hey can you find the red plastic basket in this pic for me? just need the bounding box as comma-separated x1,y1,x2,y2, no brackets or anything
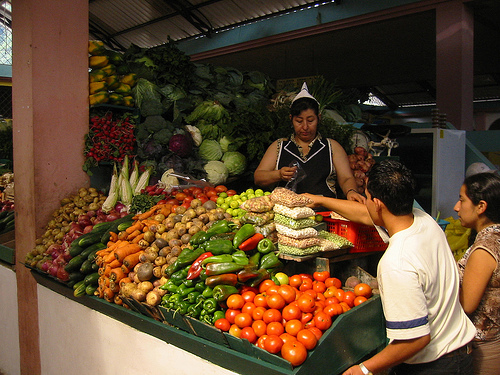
319,212,388,253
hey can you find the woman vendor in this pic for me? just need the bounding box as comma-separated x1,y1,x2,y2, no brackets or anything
254,83,364,203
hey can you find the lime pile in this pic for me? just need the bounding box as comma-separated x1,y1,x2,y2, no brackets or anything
216,188,271,218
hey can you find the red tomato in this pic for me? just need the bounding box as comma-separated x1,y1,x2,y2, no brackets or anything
354,283,373,298
267,321,285,336
225,308,241,324
234,312,253,328
264,335,283,354
323,303,343,317
252,319,267,337
308,326,323,341
266,293,286,310
263,308,282,324
285,319,303,336
296,329,318,350
214,318,231,332
281,340,308,367
313,271,330,282
282,303,302,321
241,290,256,303
175,192,188,201
226,189,237,196
313,311,332,331
191,187,203,196
297,294,316,313
240,327,257,343
228,324,242,338
215,185,228,193
210,195,219,202
354,296,368,306
257,335,268,350
241,301,256,316
343,291,357,308
252,306,267,321
277,285,297,304
325,277,342,289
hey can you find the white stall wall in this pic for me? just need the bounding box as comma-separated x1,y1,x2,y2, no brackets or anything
0,264,21,375
37,286,239,375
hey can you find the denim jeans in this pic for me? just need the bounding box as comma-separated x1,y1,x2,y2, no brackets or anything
389,348,473,375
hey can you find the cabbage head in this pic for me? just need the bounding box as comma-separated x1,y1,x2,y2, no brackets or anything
222,151,246,176
204,161,228,185
199,139,223,161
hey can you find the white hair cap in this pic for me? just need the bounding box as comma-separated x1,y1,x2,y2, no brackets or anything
292,82,319,104
465,162,496,178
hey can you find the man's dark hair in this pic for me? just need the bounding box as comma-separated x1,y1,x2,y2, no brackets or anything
290,97,319,117
367,159,416,216
463,172,500,223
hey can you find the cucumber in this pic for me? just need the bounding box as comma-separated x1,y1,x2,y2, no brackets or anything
117,220,134,232
100,214,135,243
85,284,98,296
64,254,85,272
69,243,85,257
81,242,106,259
72,280,86,290
78,231,105,248
0,210,10,220
92,221,113,231
84,272,100,286
0,212,14,224
74,282,87,297
91,262,99,271
79,259,94,274
68,271,85,282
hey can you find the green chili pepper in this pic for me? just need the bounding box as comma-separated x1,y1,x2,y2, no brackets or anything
165,247,205,277
257,238,275,254
196,294,206,304
190,230,210,245
248,251,261,267
203,297,218,313
237,266,260,283
209,232,236,241
176,300,190,315
182,278,196,288
201,254,233,266
177,283,194,297
202,286,214,298
203,239,234,255
185,290,201,304
205,273,239,287
186,304,202,318
195,280,207,292
213,284,239,303
213,310,225,322
260,252,281,270
167,293,182,309
170,265,191,285
248,268,271,288
205,262,244,276
206,220,237,237
233,223,256,248
201,313,214,325
160,279,179,293
231,250,249,266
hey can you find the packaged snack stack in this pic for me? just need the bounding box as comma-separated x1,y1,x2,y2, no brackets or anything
239,194,277,242
270,187,322,256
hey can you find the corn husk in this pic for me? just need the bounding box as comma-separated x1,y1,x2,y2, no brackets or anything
134,166,153,196
129,159,139,191
102,164,119,213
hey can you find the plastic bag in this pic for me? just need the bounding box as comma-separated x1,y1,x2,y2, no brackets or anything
270,187,313,208
240,195,274,212
285,161,307,192
274,213,316,229
240,211,274,226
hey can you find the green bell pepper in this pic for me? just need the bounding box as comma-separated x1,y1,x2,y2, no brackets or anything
202,286,214,298
176,300,190,315
186,304,202,318
213,284,239,303
167,293,182,309
190,230,210,245
233,223,256,248
178,284,195,298
170,265,191,285
213,310,225,322
195,280,207,292
185,290,201,304
248,251,261,268
257,238,275,254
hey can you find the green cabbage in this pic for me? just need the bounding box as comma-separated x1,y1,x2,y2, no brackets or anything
204,161,228,185
198,139,223,161
222,151,247,176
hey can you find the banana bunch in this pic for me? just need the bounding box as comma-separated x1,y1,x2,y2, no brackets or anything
445,216,471,261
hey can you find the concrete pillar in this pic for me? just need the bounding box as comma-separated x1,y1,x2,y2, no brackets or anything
12,0,89,373
436,1,474,130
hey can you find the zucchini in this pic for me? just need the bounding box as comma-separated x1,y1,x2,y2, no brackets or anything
85,284,98,296
81,242,106,259
73,282,87,297
84,272,100,286
64,254,85,272
79,259,94,275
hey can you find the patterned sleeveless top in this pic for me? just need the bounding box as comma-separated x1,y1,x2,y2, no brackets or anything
457,224,500,341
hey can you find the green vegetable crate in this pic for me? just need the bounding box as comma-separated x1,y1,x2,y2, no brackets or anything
153,294,386,375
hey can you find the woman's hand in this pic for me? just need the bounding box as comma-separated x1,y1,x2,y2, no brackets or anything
346,189,366,204
279,166,297,181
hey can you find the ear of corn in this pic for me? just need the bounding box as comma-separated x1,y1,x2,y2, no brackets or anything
101,164,119,213
129,160,139,191
134,166,153,196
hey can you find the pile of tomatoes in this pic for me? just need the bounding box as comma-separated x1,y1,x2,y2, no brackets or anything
145,184,236,209
214,271,373,367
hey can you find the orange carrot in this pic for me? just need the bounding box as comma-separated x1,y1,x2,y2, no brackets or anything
126,222,144,234
114,295,123,305
103,287,115,302
127,229,142,240
134,207,157,221
114,243,142,263
103,251,117,264
99,264,112,277
108,259,121,269
109,280,120,293
131,233,145,244
123,250,143,270
117,231,129,241
109,231,119,243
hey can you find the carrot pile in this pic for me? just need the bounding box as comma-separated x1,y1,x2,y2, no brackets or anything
94,203,172,304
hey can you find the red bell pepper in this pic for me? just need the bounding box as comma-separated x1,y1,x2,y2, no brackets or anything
238,233,264,251
186,252,213,280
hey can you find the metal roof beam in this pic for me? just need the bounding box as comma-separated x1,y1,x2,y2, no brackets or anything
166,0,213,38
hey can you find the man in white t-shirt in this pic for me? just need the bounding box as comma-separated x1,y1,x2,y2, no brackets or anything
304,159,476,375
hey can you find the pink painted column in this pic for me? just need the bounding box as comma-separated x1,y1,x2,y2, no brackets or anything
436,1,474,131
12,0,89,373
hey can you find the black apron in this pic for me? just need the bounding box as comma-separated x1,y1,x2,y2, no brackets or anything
276,137,336,197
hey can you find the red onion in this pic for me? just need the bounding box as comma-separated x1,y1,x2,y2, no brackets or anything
56,267,70,282
83,225,94,234
87,210,96,217
114,202,127,213
48,263,59,277
106,212,120,222
120,211,130,218
78,214,92,227
41,260,51,272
